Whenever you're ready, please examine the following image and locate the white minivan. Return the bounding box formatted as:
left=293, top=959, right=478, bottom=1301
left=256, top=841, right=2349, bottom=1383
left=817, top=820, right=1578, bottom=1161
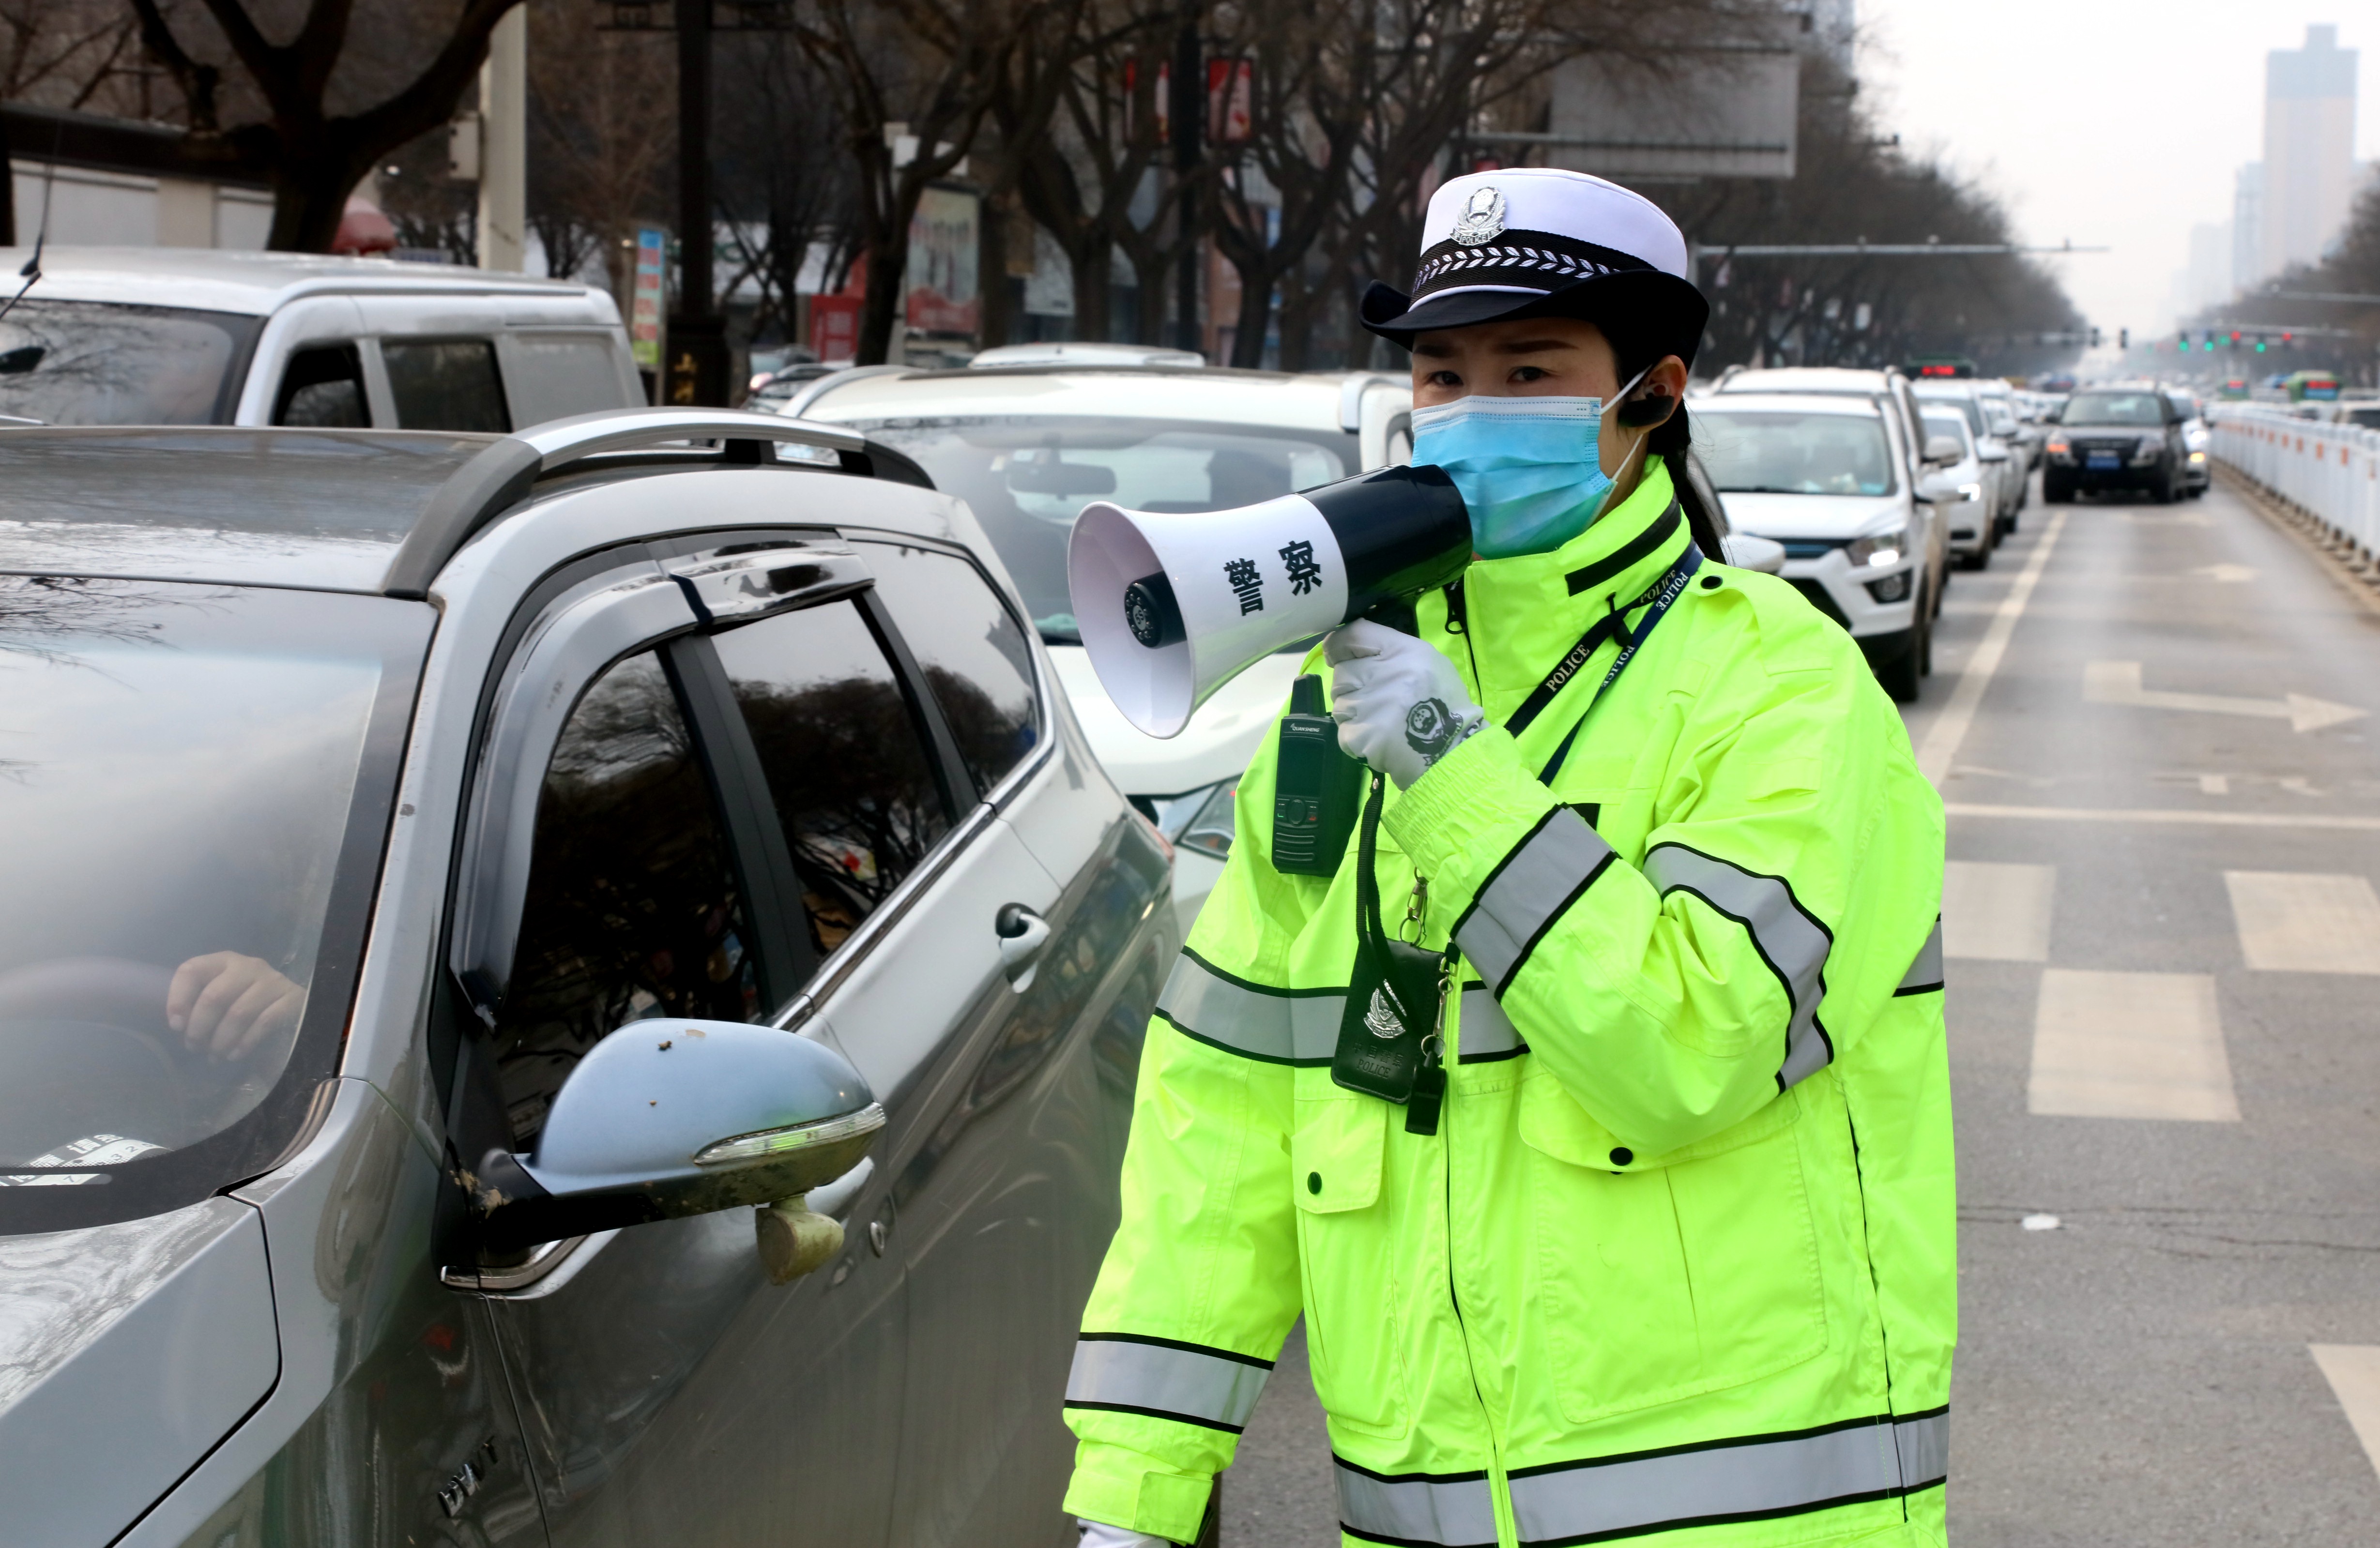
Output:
left=1693, top=392, right=1942, bottom=702
left=0, top=247, right=641, bottom=431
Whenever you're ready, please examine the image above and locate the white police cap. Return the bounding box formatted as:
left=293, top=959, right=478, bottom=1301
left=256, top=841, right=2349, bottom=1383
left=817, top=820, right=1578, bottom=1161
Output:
left=1360, top=167, right=1708, bottom=362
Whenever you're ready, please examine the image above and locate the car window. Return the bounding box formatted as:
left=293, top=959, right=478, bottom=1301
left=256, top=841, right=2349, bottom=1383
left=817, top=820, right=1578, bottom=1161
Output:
left=491, top=650, right=761, bottom=1147
left=1693, top=410, right=1897, bottom=496
left=0, top=299, right=259, bottom=425
left=382, top=337, right=510, bottom=433
left=2062, top=392, right=2166, bottom=426
left=1923, top=412, right=1973, bottom=452
left=273, top=343, right=370, bottom=428
left=505, top=332, right=634, bottom=427
left=859, top=543, right=1041, bottom=793
left=709, top=599, right=953, bottom=959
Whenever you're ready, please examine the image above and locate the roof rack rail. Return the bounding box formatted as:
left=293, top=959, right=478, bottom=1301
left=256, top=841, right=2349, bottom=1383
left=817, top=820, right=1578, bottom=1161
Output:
left=382, top=408, right=871, bottom=599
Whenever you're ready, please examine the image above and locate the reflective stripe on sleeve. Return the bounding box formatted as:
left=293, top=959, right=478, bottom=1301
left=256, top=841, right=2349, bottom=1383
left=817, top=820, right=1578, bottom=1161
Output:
left=1456, top=986, right=1529, bottom=1062
left=1064, top=1333, right=1272, bottom=1433
left=1335, top=1458, right=1499, bottom=1548
left=1506, top=1410, right=1946, bottom=1546
left=1153, top=948, right=1343, bottom=1066
left=1894, top=919, right=1945, bottom=997
left=1452, top=808, right=1616, bottom=997
left=1641, top=843, right=1834, bottom=1091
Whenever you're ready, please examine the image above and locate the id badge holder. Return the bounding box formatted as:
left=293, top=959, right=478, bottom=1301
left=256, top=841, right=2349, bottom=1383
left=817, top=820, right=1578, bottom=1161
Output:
left=1330, top=936, right=1442, bottom=1104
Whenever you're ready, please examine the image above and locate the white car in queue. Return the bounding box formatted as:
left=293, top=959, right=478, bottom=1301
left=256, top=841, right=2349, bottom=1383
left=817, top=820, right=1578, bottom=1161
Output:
left=782, top=348, right=1415, bottom=932
left=1692, top=392, right=1937, bottom=702
left=1917, top=407, right=1995, bottom=568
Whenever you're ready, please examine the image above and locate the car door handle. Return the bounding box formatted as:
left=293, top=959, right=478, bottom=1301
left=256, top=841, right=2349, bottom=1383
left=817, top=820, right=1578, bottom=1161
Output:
left=995, top=903, right=1052, bottom=992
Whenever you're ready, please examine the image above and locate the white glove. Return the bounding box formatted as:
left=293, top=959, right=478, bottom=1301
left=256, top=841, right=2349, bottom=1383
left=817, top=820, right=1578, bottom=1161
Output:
left=1077, top=1520, right=1174, bottom=1548
left=1325, top=618, right=1487, bottom=789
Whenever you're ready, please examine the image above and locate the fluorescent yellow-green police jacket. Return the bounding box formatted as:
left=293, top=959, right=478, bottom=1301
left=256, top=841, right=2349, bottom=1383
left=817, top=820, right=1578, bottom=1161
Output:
left=1063, top=462, right=1953, bottom=1548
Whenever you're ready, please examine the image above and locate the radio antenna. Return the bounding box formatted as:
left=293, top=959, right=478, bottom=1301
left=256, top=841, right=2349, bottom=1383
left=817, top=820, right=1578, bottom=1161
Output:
left=0, top=112, right=65, bottom=328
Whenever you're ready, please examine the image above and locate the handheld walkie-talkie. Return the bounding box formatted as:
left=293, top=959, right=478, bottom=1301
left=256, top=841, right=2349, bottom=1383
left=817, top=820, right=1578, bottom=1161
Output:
left=1271, top=674, right=1362, bottom=877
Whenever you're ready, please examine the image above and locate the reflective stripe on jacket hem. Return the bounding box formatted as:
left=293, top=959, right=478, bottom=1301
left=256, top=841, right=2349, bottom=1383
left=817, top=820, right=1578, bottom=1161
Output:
left=1894, top=919, right=1944, bottom=996
left=1337, top=1411, right=1949, bottom=1548
left=1452, top=807, right=1616, bottom=997
left=1640, top=842, right=1834, bottom=1091
left=1153, top=947, right=1343, bottom=1065
left=1064, top=1333, right=1272, bottom=1433
left=1335, top=1458, right=1499, bottom=1548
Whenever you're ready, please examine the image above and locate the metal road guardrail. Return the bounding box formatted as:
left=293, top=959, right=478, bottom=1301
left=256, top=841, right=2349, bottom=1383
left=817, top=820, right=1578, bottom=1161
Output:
left=2209, top=404, right=2380, bottom=559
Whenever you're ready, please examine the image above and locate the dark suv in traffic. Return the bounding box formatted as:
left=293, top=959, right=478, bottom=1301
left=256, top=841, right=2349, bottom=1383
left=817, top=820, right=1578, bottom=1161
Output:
left=2043, top=385, right=2191, bottom=503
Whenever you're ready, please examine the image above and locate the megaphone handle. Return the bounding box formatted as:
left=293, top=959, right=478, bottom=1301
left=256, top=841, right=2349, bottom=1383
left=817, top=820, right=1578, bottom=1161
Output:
left=1361, top=593, right=1419, bottom=636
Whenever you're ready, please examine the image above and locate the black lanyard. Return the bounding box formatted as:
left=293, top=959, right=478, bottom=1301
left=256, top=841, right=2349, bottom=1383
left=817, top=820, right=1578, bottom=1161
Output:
left=1524, top=543, right=1703, bottom=785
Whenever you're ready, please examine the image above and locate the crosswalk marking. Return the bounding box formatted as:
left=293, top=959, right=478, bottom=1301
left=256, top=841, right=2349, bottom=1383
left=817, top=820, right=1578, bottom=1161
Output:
left=2311, top=1346, right=2380, bottom=1478
left=1944, top=861, right=2055, bottom=962
left=2028, top=970, right=2240, bottom=1122
left=2225, top=871, right=2380, bottom=975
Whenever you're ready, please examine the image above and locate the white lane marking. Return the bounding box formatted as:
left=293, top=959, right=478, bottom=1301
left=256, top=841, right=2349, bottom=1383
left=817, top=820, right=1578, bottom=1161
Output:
left=2084, top=660, right=2368, bottom=734
left=2280, top=776, right=2322, bottom=797
left=2225, top=871, right=2380, bottom=974
left=2200, top=774, right=2231, bottom=796
left=2311, top=1346, right=2380, bottom=1480
left=2191, top=563, right=2258, bottom=583
left=1948, top=803, right=2380, bottom=832
left=1916, top=510, right=2067, bottom=786
left=1943, top=860, right=2055, bottom=962
left=2029, top=970, right=2240, bottom=1122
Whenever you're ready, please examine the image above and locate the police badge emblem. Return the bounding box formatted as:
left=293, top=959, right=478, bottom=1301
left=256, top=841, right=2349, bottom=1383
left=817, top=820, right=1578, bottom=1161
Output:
left=1449, top=184, right=1508, bottom=246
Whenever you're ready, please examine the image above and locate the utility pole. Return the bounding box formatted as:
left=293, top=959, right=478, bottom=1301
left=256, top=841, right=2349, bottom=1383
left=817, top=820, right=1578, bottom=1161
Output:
left=475, top=5, right=526, bottom=272
left=668, top=0, right=727, bottom=406
left=1170, top=10, right=1201, bottom=355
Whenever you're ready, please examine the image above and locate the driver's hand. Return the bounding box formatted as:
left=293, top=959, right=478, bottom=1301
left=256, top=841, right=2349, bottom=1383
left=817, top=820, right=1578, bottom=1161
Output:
left=167, top=953, right=305, bottom=1060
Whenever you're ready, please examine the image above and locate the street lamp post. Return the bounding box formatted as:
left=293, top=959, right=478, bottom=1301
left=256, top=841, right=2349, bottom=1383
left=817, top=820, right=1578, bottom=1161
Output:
left=668, top=0, right=726, bottom=406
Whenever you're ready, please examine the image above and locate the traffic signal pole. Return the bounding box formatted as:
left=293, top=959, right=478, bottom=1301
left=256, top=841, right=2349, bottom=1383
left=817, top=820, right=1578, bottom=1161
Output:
left=1171, top=10, right=1201, bottom=355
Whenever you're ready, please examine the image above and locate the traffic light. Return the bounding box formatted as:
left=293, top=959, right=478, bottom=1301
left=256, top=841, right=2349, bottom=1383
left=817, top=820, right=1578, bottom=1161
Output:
left=2229, top=331, right=2242, bottom=348
left=2256, top=340, right=2267, bottom=352
left=2281, top=332, right=2293, bottom=349
left=2090, top=327, right=2103, bottom=348
left=2119, top=328, right=2130, bottom=349
left=2176, top=332, right=2190, bottom=351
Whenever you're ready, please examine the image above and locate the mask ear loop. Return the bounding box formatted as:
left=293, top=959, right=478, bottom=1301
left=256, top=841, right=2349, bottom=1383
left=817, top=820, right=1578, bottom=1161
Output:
left=1587, top=365, right=1661, bottom=524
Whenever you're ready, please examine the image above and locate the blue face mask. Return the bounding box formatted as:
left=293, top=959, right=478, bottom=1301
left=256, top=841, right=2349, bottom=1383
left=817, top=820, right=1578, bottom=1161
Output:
left=1410, top=367, right=1652, bottom=560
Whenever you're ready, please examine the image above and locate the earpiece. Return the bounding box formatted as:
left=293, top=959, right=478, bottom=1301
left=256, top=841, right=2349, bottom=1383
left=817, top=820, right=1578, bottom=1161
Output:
left=1616, top=392, right=1676, bottom=429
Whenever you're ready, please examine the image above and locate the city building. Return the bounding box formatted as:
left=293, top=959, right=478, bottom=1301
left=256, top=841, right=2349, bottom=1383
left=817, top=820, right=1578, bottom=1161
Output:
left=2260, top=24, right=2360, bottom=278
left=2233, top=162, right=2266, bottom=289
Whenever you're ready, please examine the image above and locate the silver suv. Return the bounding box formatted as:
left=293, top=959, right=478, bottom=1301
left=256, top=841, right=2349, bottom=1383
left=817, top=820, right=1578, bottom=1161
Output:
left=0, top=411, right=1172, bottom=1546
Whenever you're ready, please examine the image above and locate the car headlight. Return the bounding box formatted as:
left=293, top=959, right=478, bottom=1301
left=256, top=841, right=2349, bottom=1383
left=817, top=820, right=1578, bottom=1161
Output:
left=1155, top=778, right=1237, bottom=861
left=1843, top=534, right=1904, bottom=569
left=2133, top=435, right=2164, bottom=462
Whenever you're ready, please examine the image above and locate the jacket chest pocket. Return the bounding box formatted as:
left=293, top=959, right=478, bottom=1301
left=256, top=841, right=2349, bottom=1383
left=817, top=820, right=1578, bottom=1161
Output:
left=1519, top=1076, right=1829, bottom=1426
left=1290, top=1088, right=1411, bottom=1438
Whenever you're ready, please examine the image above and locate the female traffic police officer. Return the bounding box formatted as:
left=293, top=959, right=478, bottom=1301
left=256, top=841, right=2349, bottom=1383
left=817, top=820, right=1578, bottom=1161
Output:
left=1064, top=168, right=1953, bottom=1548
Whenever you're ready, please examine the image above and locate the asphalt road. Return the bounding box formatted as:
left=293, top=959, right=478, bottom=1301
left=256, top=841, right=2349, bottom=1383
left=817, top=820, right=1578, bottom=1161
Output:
left=1221, top=468, right=2380, bottom=1545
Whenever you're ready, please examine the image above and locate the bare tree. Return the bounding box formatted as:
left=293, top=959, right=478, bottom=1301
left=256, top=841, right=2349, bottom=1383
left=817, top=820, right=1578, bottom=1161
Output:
left=520, top=0, right=673, bottom=296
left=791, top=0, right=1083, bottom=363
left=123, top=0, right=526, bottom=251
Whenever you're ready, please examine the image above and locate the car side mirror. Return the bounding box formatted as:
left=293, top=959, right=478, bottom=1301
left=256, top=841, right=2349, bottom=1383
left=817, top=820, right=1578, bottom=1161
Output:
left=1923, top=435, right=1965, bottom=465
left=1977, top=445, right=2010, bottom=462
left=1917, top=471, right=1963, bottom=503
left=469, top=1019, right=885, bottom=1256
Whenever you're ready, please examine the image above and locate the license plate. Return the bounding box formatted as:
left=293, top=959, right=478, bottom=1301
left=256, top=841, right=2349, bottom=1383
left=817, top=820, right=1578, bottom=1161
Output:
left=2086, top=451, right=2121, bottom=469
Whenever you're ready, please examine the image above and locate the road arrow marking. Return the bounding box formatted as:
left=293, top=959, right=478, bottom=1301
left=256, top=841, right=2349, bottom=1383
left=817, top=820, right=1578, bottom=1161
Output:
left=2084, top=661, right=2369, bottom=733
left=2191, top=563, right=2258, bottom=583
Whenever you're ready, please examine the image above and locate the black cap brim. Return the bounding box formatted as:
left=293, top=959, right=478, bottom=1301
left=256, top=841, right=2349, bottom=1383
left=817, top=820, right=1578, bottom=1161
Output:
left=1361, top=270, right=1710, bottom=368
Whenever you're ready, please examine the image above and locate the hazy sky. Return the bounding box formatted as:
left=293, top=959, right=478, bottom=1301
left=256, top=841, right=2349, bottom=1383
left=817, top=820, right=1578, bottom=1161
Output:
left=1857, top=2, right=2377, bottom=336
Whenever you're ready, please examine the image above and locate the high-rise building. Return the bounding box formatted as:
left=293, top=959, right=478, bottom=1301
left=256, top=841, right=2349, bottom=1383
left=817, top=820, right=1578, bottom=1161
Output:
left=2233, top=164, right=2265, bottom=288
left=2261, top=25, right=2359, bottom=277
left=2184, top=221, right=2233, bottom=313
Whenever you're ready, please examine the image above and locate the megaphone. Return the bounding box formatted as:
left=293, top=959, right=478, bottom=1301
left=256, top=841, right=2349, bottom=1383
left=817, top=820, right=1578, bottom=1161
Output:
left=1068, top=465, right=1471, bottom=738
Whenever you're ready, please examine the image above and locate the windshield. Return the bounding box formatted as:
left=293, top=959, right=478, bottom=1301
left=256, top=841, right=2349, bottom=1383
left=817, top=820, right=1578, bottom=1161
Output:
left=850, top=414, right=1352, bottom=641
left=0, top=299, right=261, bottom=425
left=2064, top=392, right=2167, bottom=426
left=1916, top=391, right=1986, bottom=437
left=1694, top=410, right=1897, bottom=496
left=0, top=577, right=429, bottom=1229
